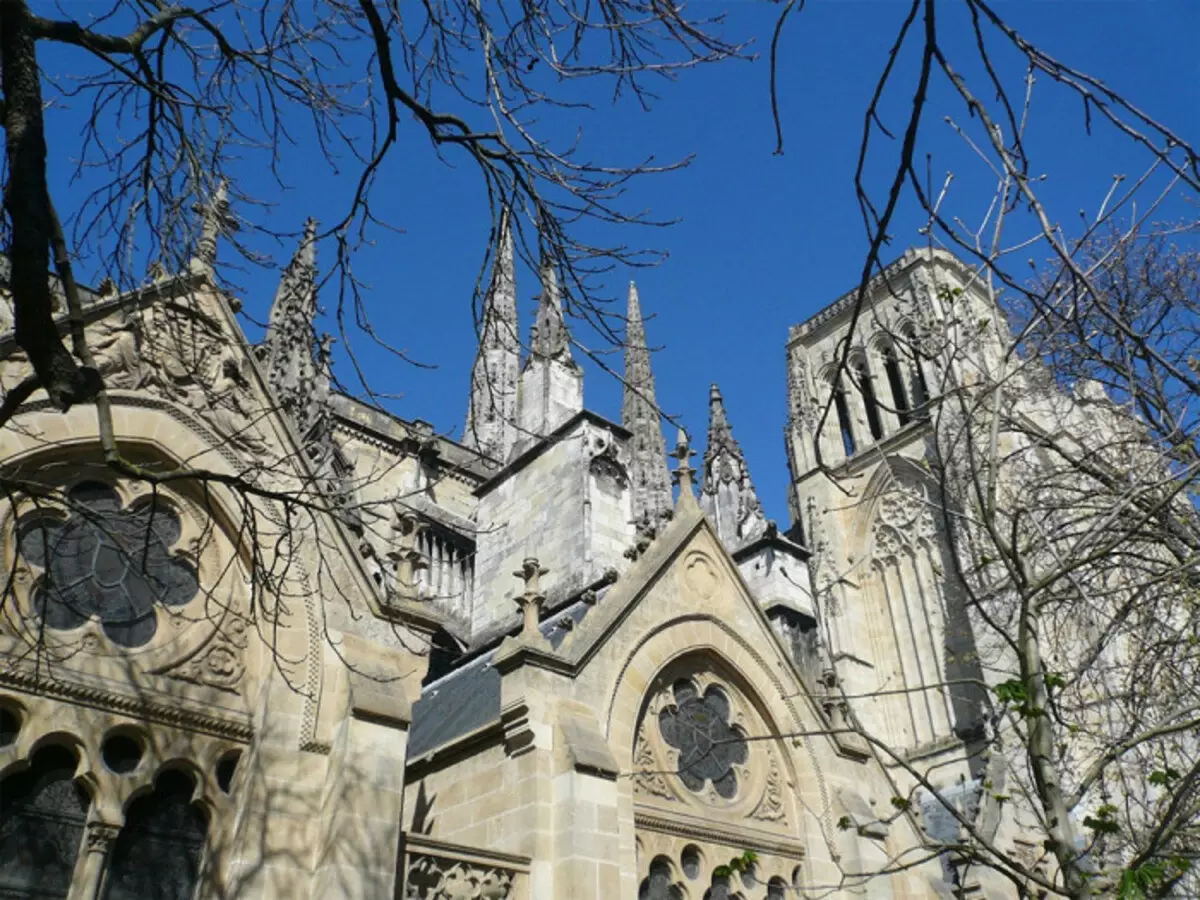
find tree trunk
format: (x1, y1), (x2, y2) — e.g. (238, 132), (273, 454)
(0, 0), (97, 412)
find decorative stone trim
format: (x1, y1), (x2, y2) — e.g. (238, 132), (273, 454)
(634, 807), (806, 860)
(402, 833), (529, 899)
(0, 664), (252, 742)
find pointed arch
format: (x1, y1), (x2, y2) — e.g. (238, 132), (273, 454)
(850, 458), (986, 749)
(0, 743), (91, 899)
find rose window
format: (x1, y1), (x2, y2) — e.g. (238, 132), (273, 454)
(17, 482), (199, 648)
(658, 680), (748, 799)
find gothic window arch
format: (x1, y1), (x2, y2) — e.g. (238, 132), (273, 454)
(101, 769), (208, 900)
(850, 355), (884, 441)
(899, 323), (931, 410)
(0, 744), (90, 899)
(880, 342), (912, 425)
(831, 375), (856, 457)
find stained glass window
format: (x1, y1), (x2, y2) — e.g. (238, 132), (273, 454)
(658, 680), (748, 799)
(18, 482), (199, 648)
(101, 770), (207, 900)
(0, 744), (90, 899)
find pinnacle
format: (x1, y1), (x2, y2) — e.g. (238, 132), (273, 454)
(531, 257), (571, 361)
(623, 280), (671, 524)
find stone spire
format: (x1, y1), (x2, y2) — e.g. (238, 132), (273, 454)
(622, 281), (671, 528)
(515, 255), (583, 445)
(264, 219), (322, 437)
(188, 180), (235, 275)
(530, 258), (571, 361)
(464, 209), (521, 461)
(700, 383), (768, 549)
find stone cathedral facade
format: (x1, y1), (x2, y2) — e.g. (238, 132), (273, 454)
(0, 204), (1043, 900)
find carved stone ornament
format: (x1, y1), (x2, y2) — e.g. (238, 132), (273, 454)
(405, 853), (515, 899)
(632, 728), (675, 802)
(750, 752), (787, 823)
(85, 820), (122, 853)
(874, 480), (937, 558)
(681, 551), (719, 601)
(158, 617), (248, 693)
(130, 301), (273, 457)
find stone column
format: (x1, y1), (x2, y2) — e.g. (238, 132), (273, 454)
(69, 820), (119, 900)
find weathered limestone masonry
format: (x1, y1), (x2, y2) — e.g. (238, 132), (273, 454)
(471, 411), (634, 635)
(4, 193), (1068, 900)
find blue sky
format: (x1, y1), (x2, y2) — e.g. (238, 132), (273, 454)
(42, 1), (1200, 524)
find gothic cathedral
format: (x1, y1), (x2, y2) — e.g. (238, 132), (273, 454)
(1, 207), (1030, 898)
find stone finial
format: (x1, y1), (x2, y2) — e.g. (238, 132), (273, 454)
(513, 557), (550, 642)
(671, 428), (699, 510)
(190, 179), (237, 274)
(622, 281), (672, 527)
(464, 207), (521, 461)
(700, 383), (768, 549)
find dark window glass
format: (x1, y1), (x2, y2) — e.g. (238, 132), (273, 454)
(832, 379), (856, 457)
(854, 361), (884, 440)
(902, 328), (931, 411)
(0, 706), (19, 747)
(680, 845), (701, 880)
(658, 681), (748, 799)
(101, 770), (207, 900)
(101, 735), (144, 775)
(18, 483), (198, 648)
(767, 877), (788, 900)
(639, 857), (681, 900)
(0, 745), (89, 899)
(883, 346), (911, 425)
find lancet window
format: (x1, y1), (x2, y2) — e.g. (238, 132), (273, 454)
(881, 343), (912, 425)
(0, 746), (211, 900)
(852, 357), (885, 441)
(831, 377), (856, 458)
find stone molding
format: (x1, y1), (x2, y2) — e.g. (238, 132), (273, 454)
(0, 663), (252, 742)
(634, 806), (806, 860)
(402, 832), (529, 900)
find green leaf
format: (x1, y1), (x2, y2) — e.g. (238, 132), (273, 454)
(1148, 767), (1181, 787)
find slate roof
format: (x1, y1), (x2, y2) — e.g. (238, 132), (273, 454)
(407, 589), (607, 760)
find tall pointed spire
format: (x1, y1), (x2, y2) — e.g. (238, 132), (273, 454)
(464, 208), (521, 461)
(530, 258), (571, 361)
(264, 219), (321, 436)
(515, 253), (583, 445)
(700, 383), (768, 548)
(622, 281), (672, 527)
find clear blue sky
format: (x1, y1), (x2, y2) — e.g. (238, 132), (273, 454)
(43, 1), (1200, 525)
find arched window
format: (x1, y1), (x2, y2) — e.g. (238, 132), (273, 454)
(852, 358), (884, 441)
(101, 770), (207, 900)
(832, 377), (856, 457)
(639, 856), (683, 900)
(881, 344), (911, 426)
(901, 326), (931, 411)
(0, 744), (90, 899)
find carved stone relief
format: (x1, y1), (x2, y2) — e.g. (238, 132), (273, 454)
(404, 853), (516, 899)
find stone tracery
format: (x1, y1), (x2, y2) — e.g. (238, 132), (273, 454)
(17, 482), (199, 648)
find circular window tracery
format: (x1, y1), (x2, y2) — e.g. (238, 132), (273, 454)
(658, 679), (749, 799)
(17, 482), (199, 648)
